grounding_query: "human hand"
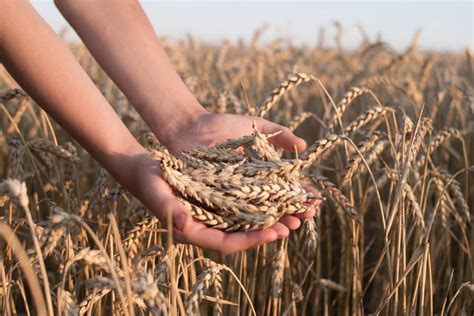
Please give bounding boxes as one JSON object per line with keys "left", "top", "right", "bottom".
{"left": 146, "top": 112, "right": 320, "bottom": 254}
{"left": 163, "top": 112, "right": 307, "bottom": 154}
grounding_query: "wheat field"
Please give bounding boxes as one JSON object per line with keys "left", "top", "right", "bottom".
{"left": 0, "top": 28, "right": 473, "bottom": 315}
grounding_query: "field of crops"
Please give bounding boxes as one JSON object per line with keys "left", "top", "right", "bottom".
{"left": 0, "top": 29, "right": 473, "bottom": 315}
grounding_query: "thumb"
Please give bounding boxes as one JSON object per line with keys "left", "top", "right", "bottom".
{"left": 160, "top": 198, "right": 191, "bottom": 232}
{"left": 261, "top": 121, "right": 307, "bottom": 152}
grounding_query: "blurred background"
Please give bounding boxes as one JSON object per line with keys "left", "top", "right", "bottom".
{"left": 32, "top": 0, "right": 473, "bottom": 51}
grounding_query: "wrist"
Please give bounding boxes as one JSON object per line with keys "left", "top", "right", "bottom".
{"left": 137, "top": 96, "right": 210, "bottom": 149}
{"left": 100, "top": 142, "right": 150, "bottom": 195}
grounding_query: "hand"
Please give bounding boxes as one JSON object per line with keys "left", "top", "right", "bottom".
{"left": 137, "top": 112, "right": 319, "bottom": 254}
{"left": 164, "top": 112, "right": 308, "bottom": 154}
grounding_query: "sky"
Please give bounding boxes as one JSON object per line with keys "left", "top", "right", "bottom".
{"left": 31, "top": 1, "right": 473, "bottom": 52}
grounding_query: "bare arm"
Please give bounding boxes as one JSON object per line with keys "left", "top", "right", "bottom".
{"left": 54, "top": 0, "right": 207, "bottom": 148}
{"left": 53, "top": 0, "right": 307, "bottom": 153}
{"left": 0, "top": 0, "right": 146, "bottom": 188}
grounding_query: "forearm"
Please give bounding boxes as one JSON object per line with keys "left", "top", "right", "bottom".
{"left": 55, "top": 0, "right": 208, "bottom": 147}
{"left": 0, "top": 1, "right": 146, "bottom": 189}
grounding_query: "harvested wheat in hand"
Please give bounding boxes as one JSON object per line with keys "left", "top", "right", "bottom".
{"left": 150, "top": 125, "right": 354, "bottom": 232}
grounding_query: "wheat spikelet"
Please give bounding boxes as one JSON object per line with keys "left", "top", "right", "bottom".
{"left": 213, "top": 271, "right": 223, "bottom": 316}
{"left": 184, "top": 145, "right": 244, "bottom": 163}
{"left": 71, "top": 247, "right": 108, "bottom": 270}
{"left": 304, "top": 217, "right": 318, "bottom": 255}
{"left": 343, "top": 106, "right": 393, "bottom": 135}
{"left": 342, "top": 132, "right": 382, "bottom": 186}
{"left": 407, "top": 117, "right": 432, "bottom": 165}
{"left": 178, "top": 197, "right": 232, "bottom": 230}
{"left": 185, "top": 262, "right": 224, "bottom": 315}
{"left": 327, "top": 86, "right": 380, "bottom": 132}
{"left": 361, "top": 76, "right": 400, "bottom": 89}
{"left": 403, "top": 183, "right": 425, "bottom": 228}
{"left": 418, "top": 128, "right": 461, "bottom": 166}
{"left": 418, "top": 57, "right": 433, "bottom": 89}
{"left": 122, "top": 215, "right": 159, "bottom": 257}
{"left": 7, "top": 138, "right": 24, "bottom": 178}
{"left": 26, "top": 138, "right": 80, "bottom": 163}
{"left": 289, "top": 112, "right": 320, "bottom": 131}
{"left": 40, "top": 207, "right": 74, "bottom": 257}
{"left": 86, "top": 273, "right": 169, "bottom": 315}
{"left": 0, "top": 88, "right": 27, "bottom": 103}
{"left": 63, "top": 142, "right": 78, "bottom": 199}
{"left": 161, "top": 162, "right": 278, "bottom": 222}
{"left": 432, "top": 174, "right": 449, "bottom": 227}
{"left": 355, "top": 139, "right": 388, "bottom": 177}
{"left": 270, "top": 243, "right": 286, "bottom": 298}
{"left": 132, "top": 272, "right": 169, "bottom": 315}
{"left": 432, "top": 169, "right": 470, "bottom": 220}
{"left": 311, "top": 176, "right": 358, "bottom": 222}
{"left": 155, "top": 252, "right": 170, "bottom": 284}
{"left": 246, "top": 122, "right": 279, "bottom": 160}
{"left": 256, "top": 73, "right": 313, "bottom": 117}
{"left": 60, "top": 290, "right": 78, "bottom": 316}
{"left": 302, "top": 134, "right": 347, "bottom": 167}
{"left": 428, "top": 128, "right": 461, "bottom": 154}
{"left": 78, "top": 288, "right": 112, "bottom": 315}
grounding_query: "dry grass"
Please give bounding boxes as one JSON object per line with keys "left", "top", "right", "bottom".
{"left": 0, "top": 26, "right": 473, "bottom": 315}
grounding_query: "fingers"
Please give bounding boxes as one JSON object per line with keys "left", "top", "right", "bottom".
{"left": 278, "top": 215, "right": 301, "bottom": 229}
{"left": 294, "top": 208, "right": 316, "bottom": 220}
{"left": 269, "top": 222, "right": 290, "bottom": 238}
{"left": 302, "top": 183, "right": 319, "bottom": 196}
{"left": 179, "top": 224, "right": 278, "bottom": 255}
{"left": 259, "top": 120, "right": 306, "bottom": 152}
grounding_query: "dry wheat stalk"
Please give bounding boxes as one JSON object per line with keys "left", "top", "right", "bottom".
{"left": 7, "top": 97, "right": 29, "bottom": 134}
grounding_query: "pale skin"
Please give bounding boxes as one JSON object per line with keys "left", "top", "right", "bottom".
{"left": 0, "top": 0, "right": 319, "bottom": 254}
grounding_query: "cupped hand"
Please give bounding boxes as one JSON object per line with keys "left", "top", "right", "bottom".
{"left": 165, "top": 112, "right": 307, "bottom": 154}
{"left": 140, "top": 112, "right": 320, "bottom": 254}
